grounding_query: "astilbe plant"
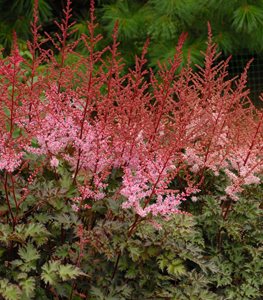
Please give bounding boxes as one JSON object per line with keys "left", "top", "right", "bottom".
{"left": 0, "top": 0, "right": 262, "bottom": 222}
{"left": 0, "top": 0, "right": 262, "bottom": 298}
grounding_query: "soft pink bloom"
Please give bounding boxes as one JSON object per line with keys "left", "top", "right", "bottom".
{"left": 50, "top": 157, "right": 59, "bottom": 168}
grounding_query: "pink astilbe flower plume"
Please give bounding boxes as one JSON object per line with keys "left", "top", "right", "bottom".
{"left": 0, "top": 1, "right": 262, "bottom": 220}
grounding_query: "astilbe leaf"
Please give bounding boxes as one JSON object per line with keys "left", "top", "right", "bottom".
{"left": 41, "top": 260, "right": 85, "bottom": 286}
{"left": 58, "top": 264, "right": 85, "bottom": 281}
{"left": 19, "top": 277, "right": 36, "bottom": 299}
{"left": 18, "top": 243, "right": 40, "bottom": 262}
{"left": 41, "top": 261, "right": 60, "bottom": 285}
{"left": 0, "top": 279, "right": 22, "bottom": 300}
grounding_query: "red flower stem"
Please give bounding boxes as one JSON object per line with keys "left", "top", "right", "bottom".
{"left": 10, "top": 174, "right": 18, "bottom": 211}
{"left": 3, "top": 173, "right": 16, "bottom": 228}
{"left": 243, "top": 112, "right": 263, "bottom": 166}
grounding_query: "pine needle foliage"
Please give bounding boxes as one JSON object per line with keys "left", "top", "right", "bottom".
{"left": 0, "top": 0, "right": 263, "bottom": 65}
{"left": 0, "top": 0, "right": 52, "bottom": 53}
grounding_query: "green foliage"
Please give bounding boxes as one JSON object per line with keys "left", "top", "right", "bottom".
{"left": 205, "top": 0, "right": 263, "bottom": 53}
{"left": 195, "top": 183, "right": 263, "bottom": 300}
{"left": 233, "top": 4, "right": 263, "bottom": 33}
{"left": 0, "top": 0, "right": 52, "bottom": 53}
{"left": 1, "top": 0, "right": 263, "bottom": 65}
{"left": 102, "top": 0, "right": 145, "bottom": 40}
{"left": 97, "top": 0, "right": 263, "bottom": 66}
{"left": 41, "top": 261, "right": 85, "bottom": 284}
{"left": 0, "top": 279, "right": 22, "bottom": 300}
{"left": 0, "top": 158, "right": 262, "bottom": 298}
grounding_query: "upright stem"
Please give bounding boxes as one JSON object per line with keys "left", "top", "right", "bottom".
{"left": 9, "top": 62, "right": 16, "bottom": 138}
{"left": 3, "top": 173, "right": 16, "bottom": 228}
{"left": 10, "top": 174, "right": 18, "bottom": 211}
{"left": 243, "top": 113, "right": 263, "bottom": 166}
{"left": 73, "top": 63, "right": 93, "bottom": 183}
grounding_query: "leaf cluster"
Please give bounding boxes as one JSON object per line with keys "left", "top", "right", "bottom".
{"left": 0, "top": 161, "right": 262, "bottom": 299}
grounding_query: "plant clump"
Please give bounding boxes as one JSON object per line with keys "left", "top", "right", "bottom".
{"left": 0, "top": 0, "right": 262, "bottom": 299}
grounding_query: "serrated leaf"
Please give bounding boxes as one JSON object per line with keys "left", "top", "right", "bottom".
{"left": 20, "top": 277, "right": 35, "bottom": 299}
{"left": 167, "top": 259, "right": 186, "bottom": 277}
{"left": 158, "top": 256, "right": 168, "bottom": 272}
{"left": 18, "top": 244, "right": 40, "bottom": 263}
{"left": 90, "top": 286, "right": 105, "bottom": 299}
{"left": 24, "top": 223, "right": 50, "bottom": 246}
{"left": 125, "top": 264, "right": 138, "bottom": 279}
{"left": 58, "top": 264, "right": 84, "bottom": 281}
{"left": 16, "top": 273, "right": 27, "bottom": 280}
{"left": 17, "top": 244, "right": 40, "bottom": 272}
{"left": 54, "top": 245, "right": 71, "bottom": 259}
{"left": 0, "top": 280, "right": 22, "bottom": 300}
{"left": 128, "top": 245, "right": 141, "bottom": 262}
{"left": 41, "top": 261, "right": 60, "bottom": 285}
{"left": 11, "top": 259, "right": 23, "bottom": 268}
{"left": 14, "top": 223, "right": 50, "bottom": 246}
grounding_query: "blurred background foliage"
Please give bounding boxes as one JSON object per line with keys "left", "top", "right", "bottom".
{"left": 0, "top": 0, "right": 263, "bottom": 60}
{"left": 0, "top": 0, "right": 262, "bottom": 102}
